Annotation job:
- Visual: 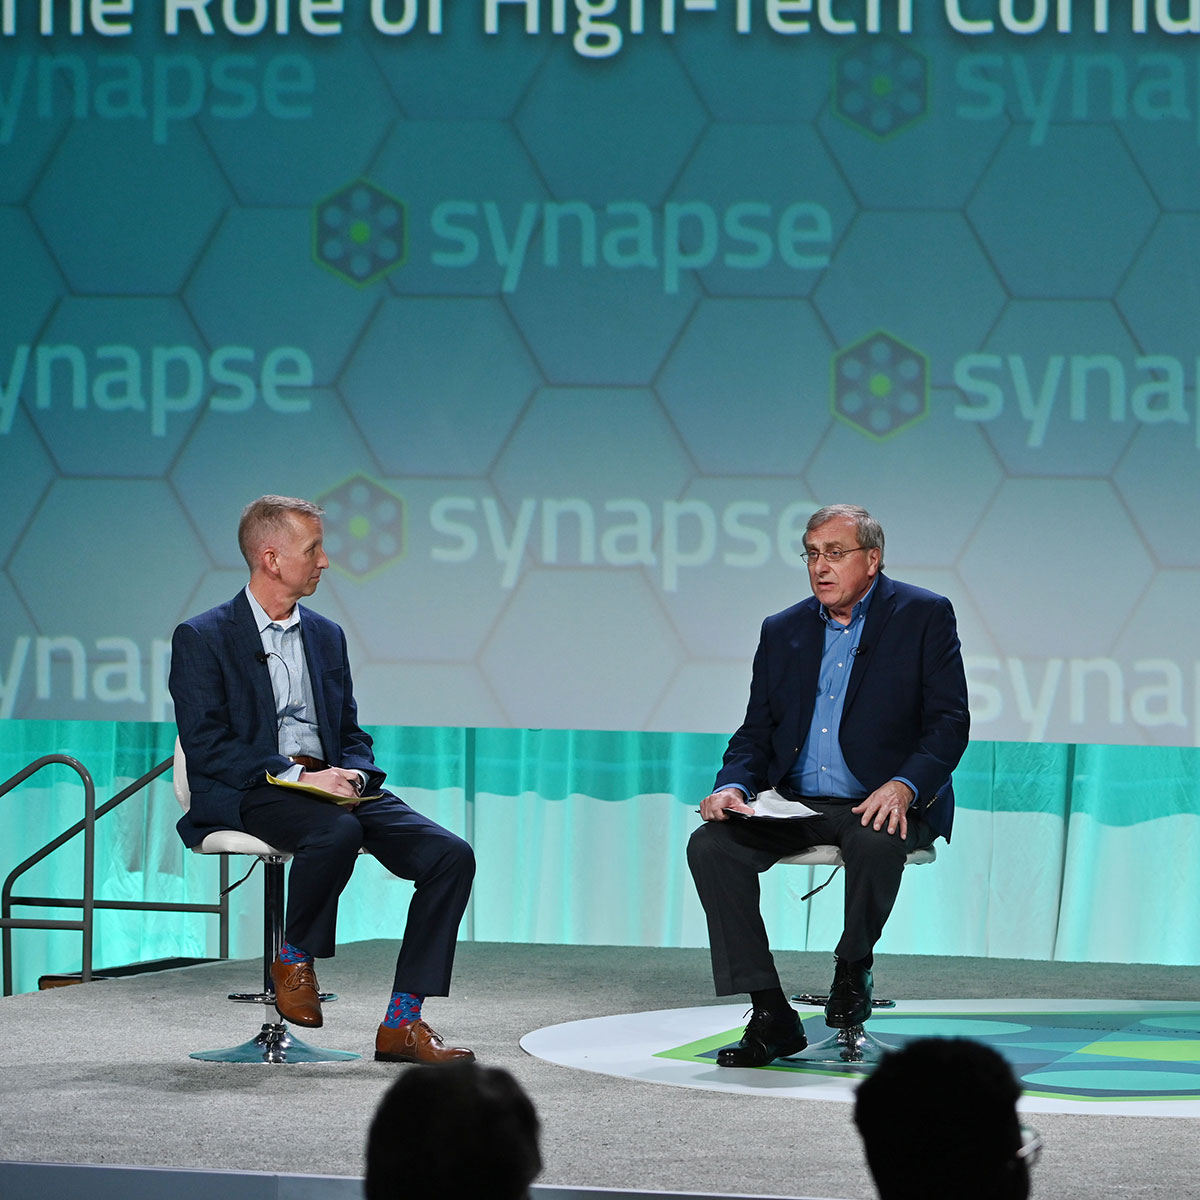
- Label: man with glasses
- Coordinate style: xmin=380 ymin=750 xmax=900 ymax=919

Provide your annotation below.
xmin=855 ymin=1037 xmax=1036 ymax=1199
xmin=688 ymin=504 xmax=969 ymax=1066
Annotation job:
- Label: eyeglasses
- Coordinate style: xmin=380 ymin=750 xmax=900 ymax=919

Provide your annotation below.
xmin=800 ymin=546 xmax=868 ymax=566
xmin=1015 ymin=1125 xmax=1042 ymax=1169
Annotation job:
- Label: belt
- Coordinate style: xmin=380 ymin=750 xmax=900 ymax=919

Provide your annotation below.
xmin=289 ymin=755 xmax=328 ymax=771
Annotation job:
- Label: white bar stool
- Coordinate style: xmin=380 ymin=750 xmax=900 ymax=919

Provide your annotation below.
xmin=172 ymin=739 xmax=359 ymax=1064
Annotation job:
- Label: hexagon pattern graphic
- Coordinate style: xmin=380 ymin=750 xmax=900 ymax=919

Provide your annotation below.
xmin=318 ymin=475 xmax=407 ymax=579
xmin=3 ymin=17 xmax=1199 ymax=747
xmin=833 ymin=38 xmax=929 ymax=141
xmin=831 ymin=330 xmax=929 ymax=441
xmin=315 ymin=180 xmax=407 ymax=287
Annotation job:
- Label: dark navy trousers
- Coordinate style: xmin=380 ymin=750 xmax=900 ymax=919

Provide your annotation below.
xmin=240 ymin=785 xmax=474 ymax=997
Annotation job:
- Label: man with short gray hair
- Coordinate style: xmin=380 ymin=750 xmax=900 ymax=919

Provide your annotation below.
xmin=171 ymin=495 xmax=476 ymax=1064
xmin=688 ymin=503 xmax=969 ymax=1067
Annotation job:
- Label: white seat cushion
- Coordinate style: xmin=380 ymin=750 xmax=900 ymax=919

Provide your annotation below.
xmin=777 ymin=844 xmax=936 ymax=868
xmin=195 ymin=830 xmax=291 ymax=859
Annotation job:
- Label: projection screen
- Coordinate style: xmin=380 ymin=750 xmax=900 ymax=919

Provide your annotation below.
xmin=3 ymin=0 xmax=1200 ymax=747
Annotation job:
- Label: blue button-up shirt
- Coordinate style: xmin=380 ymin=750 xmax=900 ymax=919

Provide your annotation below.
xmin=785 ymin=581 xmax=877 ymax=799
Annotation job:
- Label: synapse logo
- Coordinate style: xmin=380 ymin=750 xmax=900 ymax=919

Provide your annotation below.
xmin=317 ymin=474 xmax=406 ymax=580
xmin=952 ymin=352 xmax=1200 ymax=448
xmin=313 ymin=180 xmax=407 ymax=287
xmin=313 ymin=177 xmax=834 ymax=293
xmin=831 ymin=330 xmax=930 ymax=441
xmin=833 ymin=39 xmax=930 ymax=140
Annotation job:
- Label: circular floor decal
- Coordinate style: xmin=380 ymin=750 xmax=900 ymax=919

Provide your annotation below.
xmin=520 ymin=999 xmax=1200 ymax=1117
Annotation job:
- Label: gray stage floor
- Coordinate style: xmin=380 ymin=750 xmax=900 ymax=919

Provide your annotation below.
xmin=1 ymin=941 xmax=1197 ymax=1199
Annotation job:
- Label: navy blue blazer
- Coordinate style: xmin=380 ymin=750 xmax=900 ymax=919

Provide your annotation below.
xmin=714 ymin=574 xmax=969 ymax=842
xmin=170 ymin=590 xmax=386 ymax=848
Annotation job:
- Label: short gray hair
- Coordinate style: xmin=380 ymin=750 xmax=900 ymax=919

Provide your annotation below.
xmin=806 ymin=504 xmax=884 ymax=569
xmin=238 ymin=495 xmax=324 ymax=570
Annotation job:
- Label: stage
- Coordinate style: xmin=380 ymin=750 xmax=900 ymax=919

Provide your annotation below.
xmin=1 ymin=941 xmax=1197 ymax=1199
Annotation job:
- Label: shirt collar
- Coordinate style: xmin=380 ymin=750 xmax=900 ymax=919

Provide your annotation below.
xmin=819 ymin=576 xmax=878 ymax=629
xmin=245 ymin=584 xmax=301 ymax=633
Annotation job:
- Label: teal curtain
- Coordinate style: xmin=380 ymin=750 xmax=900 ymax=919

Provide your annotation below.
xmin=3 ymin=722 xmax=1198 ymax=996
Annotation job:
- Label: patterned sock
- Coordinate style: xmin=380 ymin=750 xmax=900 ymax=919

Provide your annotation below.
xmin=382 ymin=991 xmax=424 ymax=1028
xmin=278 ymin=941 xmax=311 ymax=964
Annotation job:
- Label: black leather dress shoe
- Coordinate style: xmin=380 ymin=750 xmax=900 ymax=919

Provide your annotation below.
xmin=717 ymin=1008 xmax=807 ymax=1068
xmin=824 ymin=959 xmax=873 ymax=1028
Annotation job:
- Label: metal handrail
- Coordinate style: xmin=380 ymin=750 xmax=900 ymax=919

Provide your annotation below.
xmin=1 ymin=753 xmax=231 ymax=997
xmin=0 ymin=755 xmax=95 ymax=996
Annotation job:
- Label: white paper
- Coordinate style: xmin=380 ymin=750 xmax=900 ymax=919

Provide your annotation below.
xmin=749 ymin=788 xmax=820 ymax=819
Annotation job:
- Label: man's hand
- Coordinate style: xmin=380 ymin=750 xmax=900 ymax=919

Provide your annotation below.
xmin=852 ymin=780 xmax=915 ymax=837
xmin=300 ymin=767 xmax=361 ymax=807
xmin=700 ymin=787 xmax=756 ymax=821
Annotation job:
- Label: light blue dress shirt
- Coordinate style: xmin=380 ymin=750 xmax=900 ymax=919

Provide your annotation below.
xmin=245 ymin=586 xmax=325 ymax=780
xmin=785 ymin=581 xmax=876 ymax=799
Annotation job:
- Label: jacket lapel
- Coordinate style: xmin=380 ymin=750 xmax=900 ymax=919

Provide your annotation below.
xmin=844 ymin=573 xmax=895 ymax=713
xmin=781 ymin=599 xmax=823 ymax=751
xmin=297 ymin=606 xmax=332 ymax=745
xmin=229 ymin=591 xmax=278 ymax=735
xmin=786 ymin=598 xmax=823 ymax=693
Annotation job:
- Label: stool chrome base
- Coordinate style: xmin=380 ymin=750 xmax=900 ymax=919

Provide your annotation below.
xmin=790 ymin=991 xmax=896 ymax=1009
xmin=189 ymin=1021 xmax=361 ymax=1064
xmin=789 ymin=1024 xmax=897 ymax=1067
xmin=228 ymin=990 xmax=339 ymax=1004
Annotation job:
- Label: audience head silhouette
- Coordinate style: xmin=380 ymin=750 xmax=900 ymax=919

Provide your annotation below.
xmin=366 ymin=1062 xmax=542 ymax=1200
xmin=854 ymin=1037 xmax=1032 ymax=1200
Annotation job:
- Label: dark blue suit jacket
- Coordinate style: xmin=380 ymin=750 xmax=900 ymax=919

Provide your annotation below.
xmin=714 ymin=574 xmax=969 ymax=842
xmin=170 ymin=590 xmax=386 ymax=848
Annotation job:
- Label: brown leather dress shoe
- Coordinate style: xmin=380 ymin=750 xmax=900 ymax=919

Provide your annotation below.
xmin=374 ymin=1020 xmax=475 ymax=1064
xmin=270 ymin=956 xmax=323 ymax=1028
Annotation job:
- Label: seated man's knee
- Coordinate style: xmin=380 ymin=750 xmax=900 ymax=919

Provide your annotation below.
xmin=687 ymin=821 xmax=733 ymax=877
xmin=448 ymin=833 xmax=476 ymax=880
xmin=305 ymin=812 xmax=364 ymax=860
xmin=840 ymin=825 xmax=910 ymax=869
xmin=425 ymin=829 xmax=475 ymax=884
xmin=687 ymin=823 xmax=714 ymax=870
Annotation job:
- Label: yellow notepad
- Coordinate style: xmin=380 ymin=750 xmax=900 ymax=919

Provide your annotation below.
xmin=266 ymin=773 xmax=383 ymax=806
